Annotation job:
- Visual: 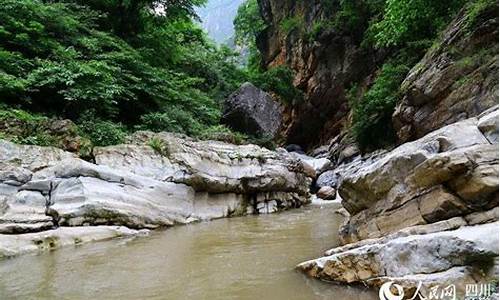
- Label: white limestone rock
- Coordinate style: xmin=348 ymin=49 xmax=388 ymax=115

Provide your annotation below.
xmin=298 ymin=222 xmax=498 ymax=286
xmin=0 ymin=226 xmax=147 ymax=259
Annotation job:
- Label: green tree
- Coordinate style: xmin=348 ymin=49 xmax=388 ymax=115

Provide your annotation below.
xmin=0 ymin=0 xmax=247 ymax=144
xmin=234 ymin=0 xmax=264 ymax=47
xmin=371 ymin=0 xmax=465 ymax=48
xmin=69 ymin=0 xmax=207 ymax=38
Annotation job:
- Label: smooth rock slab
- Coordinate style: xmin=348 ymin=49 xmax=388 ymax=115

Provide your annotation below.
xmin=30 ymin=158 xmax=309 ymax=229
xmin=0 ymin=226 xmax=147 ymax=259
xmin=0 ymin=140 xmax=75 ymax=173
xmin=340 ymin=117 xmax=491 ymax=216
xmin=34 ymin=159 xmax=248 ymax=228
xmin=297 ymin=222 xmax=498 ymax=284
xmin=0 ymin=191 xmax=53 ymax=234
xmin=338 ymin=111 xmax=499 ymax=243
xmin=94 ymin=132 xmax=311 ymax=195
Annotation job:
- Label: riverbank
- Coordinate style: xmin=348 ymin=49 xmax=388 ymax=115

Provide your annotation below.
xmin=0 ymin=205 xmax=377 ymax=300
xmin=0 ymin=130 xmax=323 ymax=258
xmin=297 ymin=108 xmax=499 ymax=297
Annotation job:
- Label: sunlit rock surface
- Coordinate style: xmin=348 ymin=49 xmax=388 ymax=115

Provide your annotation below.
xmin=298 ymin=109 xmax=499 ymax=292
xmin=0 ymin=134 xmax=311 ymax=257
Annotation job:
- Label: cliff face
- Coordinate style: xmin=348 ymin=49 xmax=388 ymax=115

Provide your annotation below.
xmin=281 ymin=1 xmax=500 ymax=294
xmin=393 ymin=5 xmax=499 ymax=143
xmin=257 ymin=0 xmax=381 ymax=149
xmin=196 ymin=0 xmax=246 ymax=43
xmin=257 ymin=0 xmax=498 ymax=153
xmin=297 ymin=106 xmax=499 ymax=296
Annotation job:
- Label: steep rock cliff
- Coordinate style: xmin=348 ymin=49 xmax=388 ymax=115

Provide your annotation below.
xmin=298 ymin=107 xmax=499 ymax=295
xmin=257 ymin=0 xmax=498 ymax=154
xmin=393 ymin=5 xmax=499 ymax=143
xmin=289 ymin=1 xmax=500 ymax=293
xmin=257 ymin=0 xmax=382 ymax=149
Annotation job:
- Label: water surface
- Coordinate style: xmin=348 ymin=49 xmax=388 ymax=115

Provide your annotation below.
xmin=0 ymin=205 xmax=377 ymax=300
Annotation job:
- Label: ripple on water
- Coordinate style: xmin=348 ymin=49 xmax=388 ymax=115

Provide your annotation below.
xmin=0 ymin=205 xmax=377 ymax=300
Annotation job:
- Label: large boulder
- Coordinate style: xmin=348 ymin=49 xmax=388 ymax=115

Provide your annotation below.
xmin=94 ymin=132 xmax=311 ymax=195
xmin=0 ymin=141 xmax=77 ymax=234
xmin=0 ymin=226 xmax=146 ymax=259
xmin=316 ymin=186 xmax=336 ymax=200
xmin=286 ymin=152 xmax=332 ymax=180
xmin=338 ymin=111 xmax=498 ymax=243
xmin=298 ymin=222 xmax=499 ymax=296
xmin=221 ymin=82 xmax=282 ymax=137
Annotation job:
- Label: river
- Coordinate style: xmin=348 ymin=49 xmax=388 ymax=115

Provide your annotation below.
xmin=0 ymin=204 xmax=377 ymax=300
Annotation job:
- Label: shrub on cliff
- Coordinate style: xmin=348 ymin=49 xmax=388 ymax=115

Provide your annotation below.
xmin=234 ymin=0 xmax=304 ymax=106
xmin=0 ymin=108 xmax=57 ymax=147
xmin=74 ymin=111 xmax=126 ymax=147
xmin=249 ymin=66 xmax=303 ymax=105
xmin=369 ymin=0 xmax=465 ymax=48
xmin=351 ymin=59 xmax=411 ymax=151
xmin=234 ymin=0 xmax=265 ymax=47
xmin=348 ymin=0 xmax=468 ymax=150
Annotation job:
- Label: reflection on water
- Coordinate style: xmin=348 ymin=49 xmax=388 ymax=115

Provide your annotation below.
xmin=0 ymin=205 xmax=377 ymax=300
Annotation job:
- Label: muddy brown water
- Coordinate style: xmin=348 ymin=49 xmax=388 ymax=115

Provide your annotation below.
xmin=0 ymin=205 xmax=377 ymax=300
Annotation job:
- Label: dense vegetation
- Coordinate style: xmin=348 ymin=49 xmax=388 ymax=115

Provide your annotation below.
xmin=326 ymin=0 xmax=495 ymax=150
xmin=0 ymin=0 xmax=252 ymax=148
xmin=1 ymin=0 xmax=495 ymax=153
xmin=0 ymin=0 xmax=304 ymax=150
xmin=350 ymin=0 xmax=496 ymax=150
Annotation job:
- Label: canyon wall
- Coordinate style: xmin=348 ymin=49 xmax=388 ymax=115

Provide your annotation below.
xmin=257 ymin=0 xmax=382 ymax=149
xmin=257 ymin=0 xmax=498 ymax=153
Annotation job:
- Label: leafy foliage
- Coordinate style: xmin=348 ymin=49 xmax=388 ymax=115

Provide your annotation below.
xmin=327 ymin=0 xmax=467 ymax=150
xmin=234 ymin=0 xmax=265 ymax=47
xmin=233 ymin=0 xmax=266 ymax=72
xmin=280 ymin=17 xmax=304 ymax=34
xmin=78 ymin=112 xmax=126 ymax=147
xmin=0 ymin=0 xmax=251 ymax=145
xmin=148 ymin=137 xmax=170 ymax=157
xmin=137 ymin=108 xmax=204 ymax=136
xmin=351 ymin=63 xmax=408 ymax=151
xmin=369 ymin=0 xmax=465 ymax=48
xmin=198 ymin=125 xmax=247 ymax=144
xmin=465 ymin=0 xmax=498 ymax=28
xmin=333 ymin=0 xmax=384 ymax=40
xmin=0 ymin=108 xmax=55 ymax=146
xmin=249 ymin=66 xmax=303 ymax=105
xmin=234 ymin=1 xmax=302 ymax=104
xmin=0 ymin=107 xmax=86 ymax=148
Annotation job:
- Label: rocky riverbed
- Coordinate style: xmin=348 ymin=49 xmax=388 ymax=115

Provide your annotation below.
xmin=0 ymin=108 xmax=497 ymax=298
xmin=297 ymin=107 xmax=499 ymax=297
xmin=0 ymin=131 xmax=318 ymax=258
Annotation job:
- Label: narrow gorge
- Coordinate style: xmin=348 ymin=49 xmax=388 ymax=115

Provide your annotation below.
xmin=0 ymin=0 xmax=498 ymax=299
